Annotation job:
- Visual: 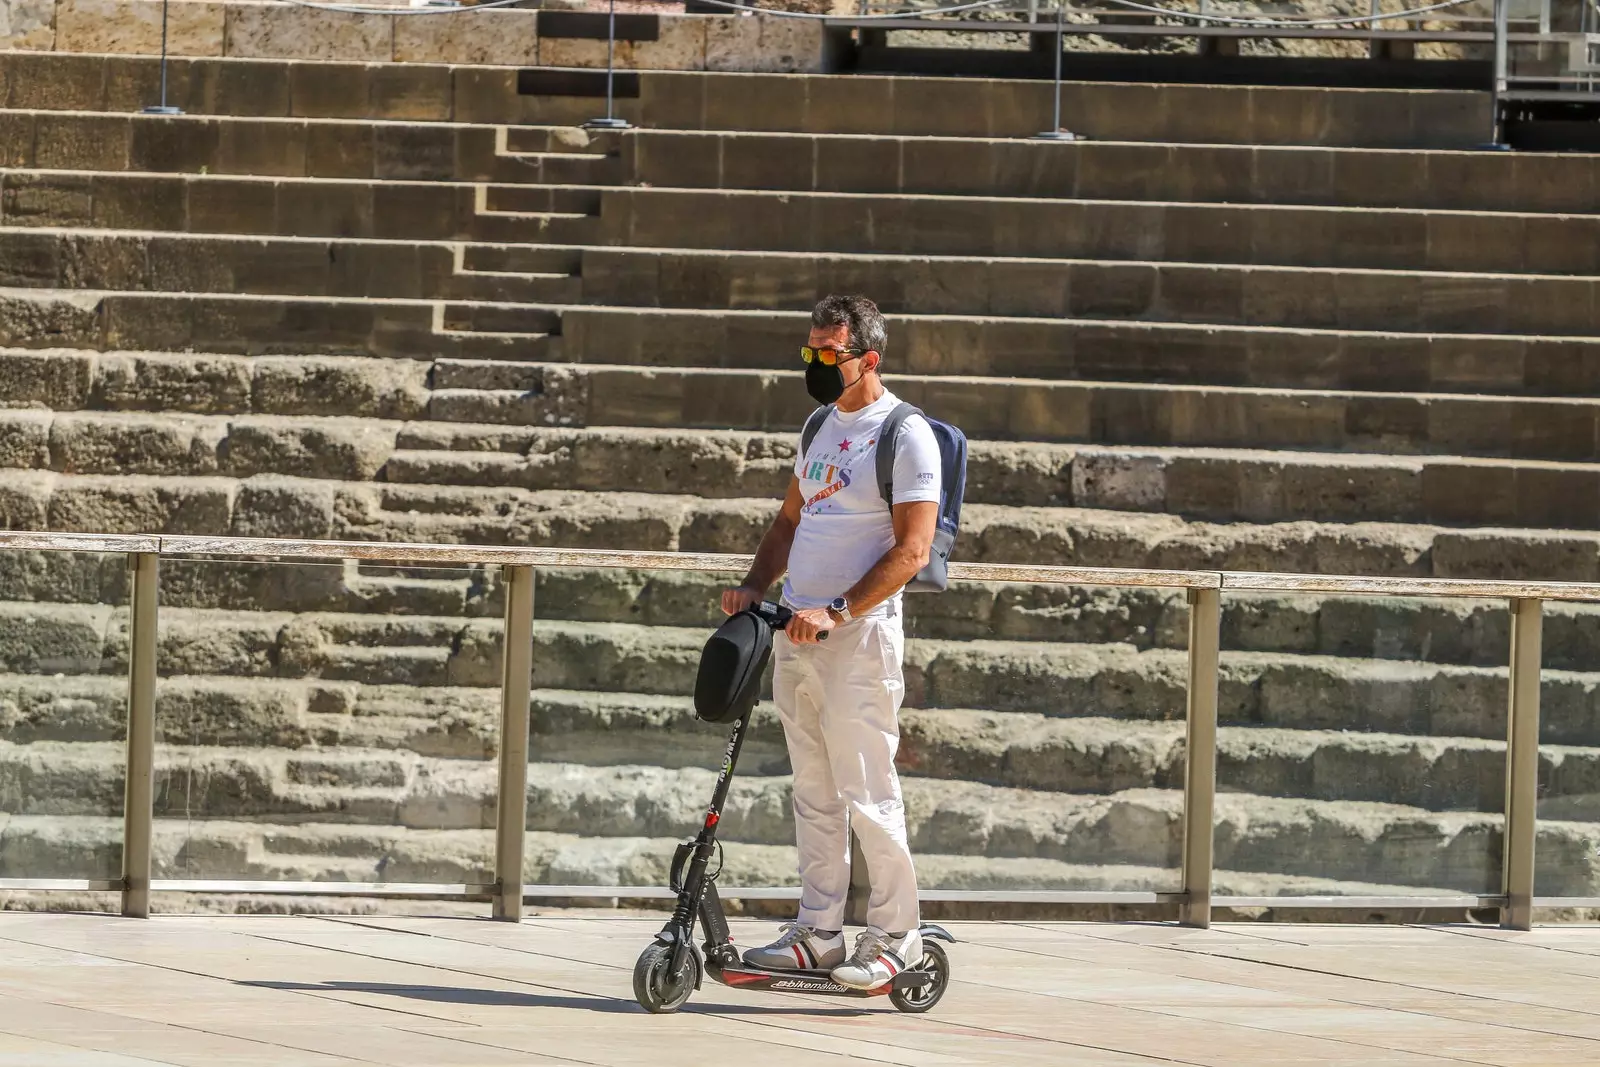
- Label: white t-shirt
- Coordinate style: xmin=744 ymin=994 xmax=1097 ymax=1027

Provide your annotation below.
xmin=782 ymin=390 xmax=943 ymax=614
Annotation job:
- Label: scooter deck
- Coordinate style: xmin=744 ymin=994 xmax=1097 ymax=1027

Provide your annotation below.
xmin=709 ymin=962 xmax=924 ymax=997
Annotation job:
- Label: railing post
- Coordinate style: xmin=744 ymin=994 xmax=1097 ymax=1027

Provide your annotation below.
xmin=1502 ymin=596 xmax=1542 ymax=931
xmin=493 ymin=564 xmax=534 ymax=921
xmin=1180 ymin=585 xmax=1221 ymax=928
xmin=121 ymin=551 xmax=159 ymax=918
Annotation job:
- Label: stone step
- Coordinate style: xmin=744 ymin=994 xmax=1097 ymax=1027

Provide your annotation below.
xmin=526 ymin=567 xmax=1600 ymax=674
xmin=5 ymin=746 xmax=1594 ymax=893
xmin=380 ymin=433 xmax=1600 ymax=530
xmin=0 ymin=109 xmax=616 ymax=184
xmin=10 ymin=546 xmax=1593 ymax=672
xmin=1 ymin=227 xmax=587 ymax=305
xmin=0 ymin=52 xmax=1490 ymax=147
xmin=550 ymin=306 xmax=1600 ymax=404
xmin=407 ymin=373 xmax=1600 ymax=462
xmin=18 ymin=228 xmax=1598 ymax=339
xmin=573 ymin=245 xmax=1600 ymax=339
xmin=0 ymin=652 xmax=1586 ymax=811
xmin=30 ymin=350 xmax=1600 ymax=448
xmin=620 ymin=131 xmax=1597 ymax=215
xmin=0 ymin=169 xmax=599 ymax=243
xmin=0 ymin=288 xmax=558 ymax=360
xmin=49 ymin=407 xmax=1600 ymax=525
xmin=11 ymin=169 xmax=1593 ymax=283
xmin=0 ymin=812 xmax=1485 ymax=899
xmin=592 ymin=187 xmax=1597 ymax=277
xmin=15 ymin=467 xmax=1600 ymax=581
xmin=8 ymin=600 xmax=1600 ymax=744
xmin=12 ymin=287 xmax=1592 ymax=404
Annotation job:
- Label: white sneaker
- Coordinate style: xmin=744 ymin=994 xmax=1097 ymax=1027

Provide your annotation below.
xmin=831 ymin=927 xmax=922 ymax=990
xmin=741 ymin=922 xmax=845 ymax=971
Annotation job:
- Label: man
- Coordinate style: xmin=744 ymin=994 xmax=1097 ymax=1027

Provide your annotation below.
xmin=720 ymin=294 xmax=941 ymax=990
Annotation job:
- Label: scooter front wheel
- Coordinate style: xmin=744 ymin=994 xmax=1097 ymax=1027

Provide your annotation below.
xmin=890 ymin=941 xmax=950 ymax=1013
xmin=633 ymin=942 xmax=700 ymax=1014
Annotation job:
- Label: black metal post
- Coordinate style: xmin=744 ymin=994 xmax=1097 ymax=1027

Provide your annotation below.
xmin=1480 ymin=0 xmax=1513 ymax=149
xmin=1033 ymin=1 xmax=1077 ymax=140
xmin=142 ymin=0 xmax=183 ymax=115
xmin=583 ymin=0 xmax=633 ymax=130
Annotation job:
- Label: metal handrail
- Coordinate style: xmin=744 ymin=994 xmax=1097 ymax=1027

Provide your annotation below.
xmin=0 ymin=528 xmax=1575 ymax=927
xmin=15 ymin=530 xmax=1600 ymax=600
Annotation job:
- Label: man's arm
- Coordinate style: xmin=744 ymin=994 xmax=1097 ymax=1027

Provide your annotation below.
xmin=721 ymin=476 xmax=804 ymax=614
xmin=842 ymin=500 xmax=938 ymax=617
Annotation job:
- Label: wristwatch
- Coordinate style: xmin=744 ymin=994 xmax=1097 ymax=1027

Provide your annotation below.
xmin=828 ymin=596 xmax=853 ymax=623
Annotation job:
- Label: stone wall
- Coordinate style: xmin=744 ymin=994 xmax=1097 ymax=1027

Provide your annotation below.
xmin=0 ymin=0 xmax=826 ymax=71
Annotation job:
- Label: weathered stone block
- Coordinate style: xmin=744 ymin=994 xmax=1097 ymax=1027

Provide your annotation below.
xmin=50 ymin=412 xmax=223 ymax=476
xmin=225 ymin=416 xmax=397 ymax=480
xmin=1071 ymin=452 xmax=1165 ymax=513
xmin=0 ymin=349 xmax=92 ymax=409
xmin=225 ymin=6 xmax=394 ymax=62
xmin=2 ymin=172 xmax=94 ymax=227
xmin=369 ymin=63 xmax=452 ymax=122
xmin=57 ymin=0 xmax=225 ymax=57
xmin=89 ymin=174 xmax=183 ymax=235
xmin=373 ymin=124 xmax=454 ymax=181
xmin=0 ymin=0 xmax=55 ymax=50
xmin=0 ymin=409 xmax=50 ymax=470
xmin=394 ymin=10 xmax=537 ymax=66
xmin=231 ymin=477 xmax=335 ymax=538
xmin=93 ymin=352 xmax=245 ymax=414
xmin=253 ymin=356 xmax=426 ymax=420
xmin=705 ymin=14 xmax=822 ymax=74
xmin=1433 ymin=530 xmax=1600 ymax=582
xmin=49 ymin=475 xmax=233 ymax=534
xmin=0 ymin=289 xmax=101 ymax=349
xmin=185 ymin=175 xmax=275 ymax=235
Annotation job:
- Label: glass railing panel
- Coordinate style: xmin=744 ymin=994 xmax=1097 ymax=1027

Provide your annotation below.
xmin=154 ymin=554 xmax=503 ymax=889
xmin=0 ymin=548 xmax=129 ymax=883
xmin=1216 ymin=590 xmax=1508 ymax=903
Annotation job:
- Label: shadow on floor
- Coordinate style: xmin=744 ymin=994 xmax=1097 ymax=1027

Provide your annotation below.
xmin=239 ymin=980 xmax=873 ymax=1017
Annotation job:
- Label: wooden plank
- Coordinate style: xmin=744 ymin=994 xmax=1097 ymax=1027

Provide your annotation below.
xmin=0 ymin=531 xmax=159 ymax=554
xmin=948 ymin=562 xmax=1220 ymax=589
xmin=1223 ymin=572 xmax=1600 ymax=602
xmin=156 ymin=536 xmax=756 ymax=574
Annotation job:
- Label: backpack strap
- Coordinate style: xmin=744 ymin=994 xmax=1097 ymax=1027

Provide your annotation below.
xmin=799 ymin=405 xmax=832 ymax=460
xmin=875 ymin=403 xmax=920 ymax=508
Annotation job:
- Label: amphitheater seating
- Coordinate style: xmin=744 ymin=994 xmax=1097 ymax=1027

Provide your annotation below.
xmin=2 ymin=47 xmax=1598 ymax=909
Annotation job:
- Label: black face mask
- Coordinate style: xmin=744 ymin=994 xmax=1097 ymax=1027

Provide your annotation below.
xmin=806 ymin=358 xmax=847 ymax=406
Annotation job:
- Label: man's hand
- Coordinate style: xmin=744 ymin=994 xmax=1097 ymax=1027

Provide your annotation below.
xmin=721 ymin=584 xmax=764 ymax=616
xmin=785 ymin=607 xmax=837 ymax=645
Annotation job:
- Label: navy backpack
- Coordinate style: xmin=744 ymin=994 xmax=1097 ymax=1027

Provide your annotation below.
xmin=800 ymin=403 xmax=968 ymax=592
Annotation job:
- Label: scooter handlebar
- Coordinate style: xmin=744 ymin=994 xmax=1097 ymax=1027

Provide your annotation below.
xmin=757 ymin=602 xmax=828 ymax=641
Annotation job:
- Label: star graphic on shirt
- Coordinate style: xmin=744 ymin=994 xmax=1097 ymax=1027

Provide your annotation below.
xmin=837 ymin=438 xmax=853 ymax=452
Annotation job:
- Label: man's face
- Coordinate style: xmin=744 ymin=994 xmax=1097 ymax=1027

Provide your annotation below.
xmin=806 ymin=323 xmax=876 ymax=386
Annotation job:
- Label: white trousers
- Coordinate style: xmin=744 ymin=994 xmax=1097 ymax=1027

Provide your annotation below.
xmin=773 ymin=612 xmax=920 ymax=934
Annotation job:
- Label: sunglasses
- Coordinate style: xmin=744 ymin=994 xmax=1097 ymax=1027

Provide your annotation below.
xmin=800 ymin=346 xmax=866 ymax=366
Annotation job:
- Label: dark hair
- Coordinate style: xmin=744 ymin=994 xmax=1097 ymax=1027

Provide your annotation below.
xmin=811 ymin=295 xmax=887 ymax=362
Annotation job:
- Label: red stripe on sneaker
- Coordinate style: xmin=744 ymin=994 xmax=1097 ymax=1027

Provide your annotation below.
xmin=792 ymin=945 xmax=806 ymax=968
xmin=883 ymin=957 xmax=899 ymax=977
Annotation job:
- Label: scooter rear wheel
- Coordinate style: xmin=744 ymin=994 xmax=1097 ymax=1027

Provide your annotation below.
xmin=633 ymin=942 xmax=700 ymax=1014
xmin=890 ymin=941 xmax=950 ymax=1013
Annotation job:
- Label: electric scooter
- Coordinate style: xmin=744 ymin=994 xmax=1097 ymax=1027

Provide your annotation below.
xmin=633 ymin=601 xmax=955 ymax=1014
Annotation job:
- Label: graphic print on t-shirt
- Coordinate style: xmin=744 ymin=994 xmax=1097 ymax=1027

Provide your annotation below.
xmin=801 ymin=436 xmax=876 ymax=515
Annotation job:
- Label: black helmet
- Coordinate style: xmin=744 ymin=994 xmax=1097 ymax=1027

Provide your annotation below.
xmin=693 ymin=608 xmax=775 ymax=724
